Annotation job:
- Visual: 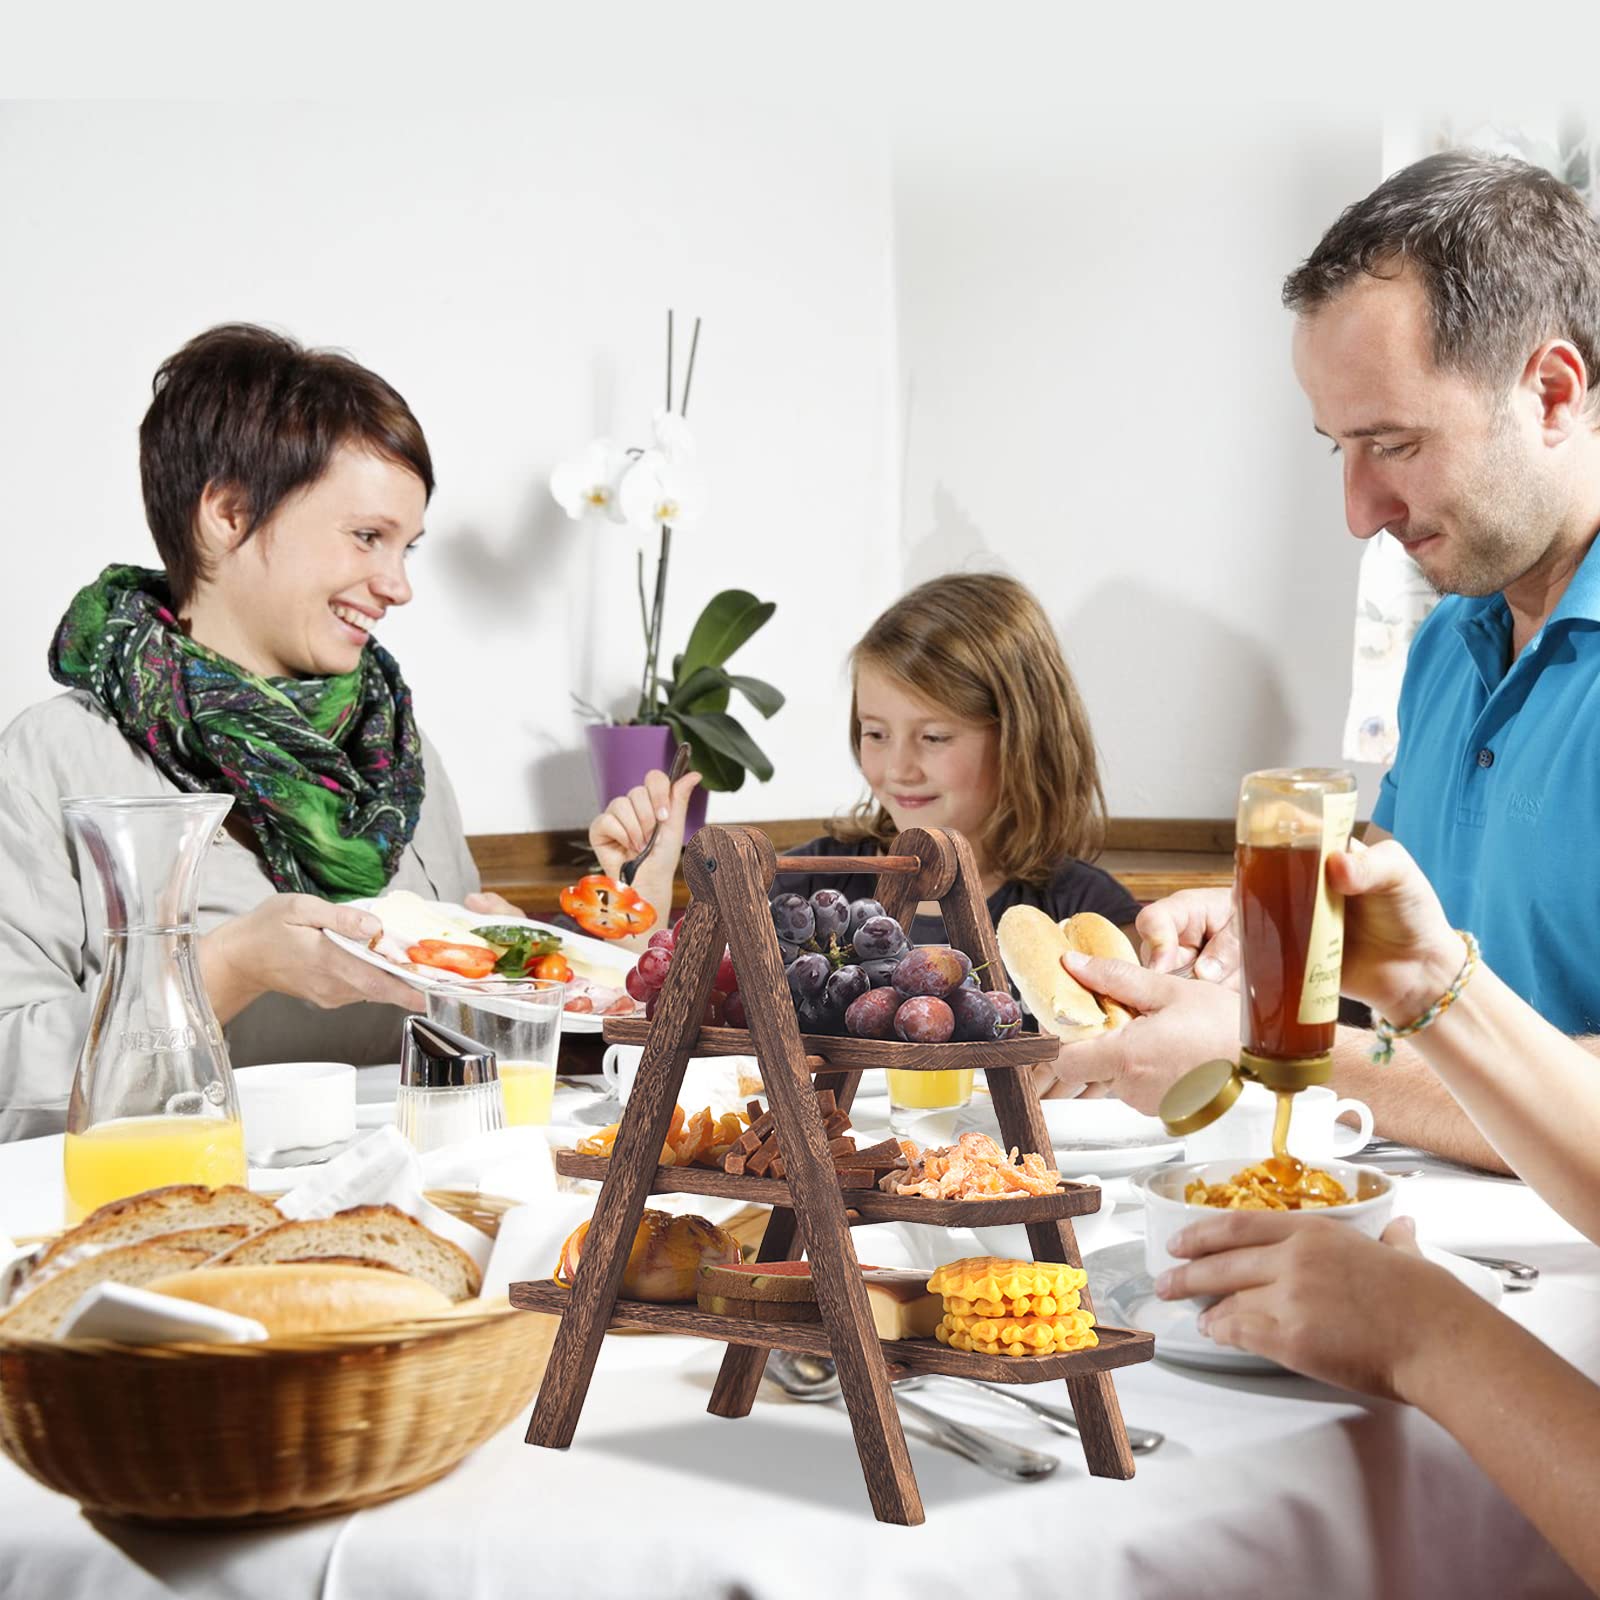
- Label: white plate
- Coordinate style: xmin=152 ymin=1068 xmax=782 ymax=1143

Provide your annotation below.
xmin=1087 ymin=1237 xmax=1502 ymax=1375
xmin=323 ymin=900 xmax=637 ymax=1035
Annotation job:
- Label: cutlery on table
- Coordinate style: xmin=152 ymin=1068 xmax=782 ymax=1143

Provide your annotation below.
xmin=894 ymin=1371 xmax=1164 ymax=1454
xmin=765 ymin=1351 xmax=1058 ymax=1482
xmin=619 ymin=741 xmax=693 ymax=888
xmin=1459 ymin=1253 xmax=1540 ymax=1291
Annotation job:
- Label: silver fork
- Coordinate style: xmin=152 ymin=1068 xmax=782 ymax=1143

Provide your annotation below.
xmin=618 ymin=741 xmax=692 ymax=887
xmin=896 ymin=1372 xmax=1165 ymax=1453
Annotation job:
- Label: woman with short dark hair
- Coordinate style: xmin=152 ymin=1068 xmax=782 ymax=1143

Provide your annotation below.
xmin=0 ymin=325 xmax=512 ymax=1141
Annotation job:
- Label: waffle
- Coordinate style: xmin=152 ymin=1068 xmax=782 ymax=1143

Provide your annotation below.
xmin=936 ymin=1307 xmax=1098 ymax=1356
xmin=925 ymin=1257 xmax=1087 ymax=1305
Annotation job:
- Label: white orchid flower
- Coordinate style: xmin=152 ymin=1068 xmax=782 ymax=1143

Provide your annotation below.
xmin=618 ymin=447 xmax=706 ymax=533
xmin=652 ymin=409 xmax=697 ymax=463
xmin=550 ymin=438 xmax=631 ymax=523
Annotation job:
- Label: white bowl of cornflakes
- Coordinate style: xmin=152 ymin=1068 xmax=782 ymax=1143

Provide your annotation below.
xmin=1133 ymin=1157 xmax=1395 ymax=1281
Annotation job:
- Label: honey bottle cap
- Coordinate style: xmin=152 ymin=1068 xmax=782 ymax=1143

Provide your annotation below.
xmin=1158 ymin=1059 xmax=1244 ymax=1138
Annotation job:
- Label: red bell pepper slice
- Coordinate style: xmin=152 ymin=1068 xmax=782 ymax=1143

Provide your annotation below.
xmin=406 ymin=939 xmax=499 ymax=980
xmin=559 ymin=874 xmax=658 ymax=940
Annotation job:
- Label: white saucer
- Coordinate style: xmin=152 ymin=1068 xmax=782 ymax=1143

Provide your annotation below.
xmin=1087 ymin=1237 xmax=1502 ymax=1375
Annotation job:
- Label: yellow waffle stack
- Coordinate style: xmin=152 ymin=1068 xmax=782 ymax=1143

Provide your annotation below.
xmin=927 ymin=1257 xmax=1096 ymax=1358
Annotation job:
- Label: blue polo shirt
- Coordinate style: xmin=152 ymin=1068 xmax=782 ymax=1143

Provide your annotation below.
xmin=1373 ymin=532 xmax=1600 ymax=1034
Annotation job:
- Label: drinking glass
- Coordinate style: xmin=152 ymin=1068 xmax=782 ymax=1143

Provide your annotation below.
xmin=425 ymin=979 xmax=567 ymax=1126
xmin=886 ymin=1068 xmax=974 ymax=1136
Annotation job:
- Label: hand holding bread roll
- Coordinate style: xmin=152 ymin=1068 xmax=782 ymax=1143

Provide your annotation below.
xmin=996 ymin=908 xmax=1140 ymax=1041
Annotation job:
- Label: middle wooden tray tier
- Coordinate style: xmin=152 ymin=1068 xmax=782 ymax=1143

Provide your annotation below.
xmin=555 ymin=1152 xmax=1099 ymax=1224
xmin=600 ymin=1018 xmax=1058 ymax=1070
xmin=512 ymin=1280 xmax=1153 ymax=1385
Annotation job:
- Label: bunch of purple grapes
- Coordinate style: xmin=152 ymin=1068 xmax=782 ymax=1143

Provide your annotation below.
xmin=770 ymin=889 xmax=1022 ymax=1042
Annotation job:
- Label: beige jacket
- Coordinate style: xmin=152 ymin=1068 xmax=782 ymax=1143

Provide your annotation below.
xmin=0 ymin=692 xmax=481 ymax=1142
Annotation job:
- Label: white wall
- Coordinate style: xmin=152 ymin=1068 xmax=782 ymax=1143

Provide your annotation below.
xmin=1 ymin=98 xmax=1390 ymax=834
xmin=0 ymin=100 xmax=901 ymax=833
xmin=892 ymin=111 xmax=1387 ymax=818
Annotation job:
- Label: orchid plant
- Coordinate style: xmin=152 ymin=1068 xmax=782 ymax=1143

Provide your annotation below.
xmin=553 ymin=313 xmax=783 ymax=792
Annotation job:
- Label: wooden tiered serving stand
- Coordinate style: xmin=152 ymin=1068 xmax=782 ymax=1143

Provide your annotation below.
xmin=511 ymin=825 xmax=1153 ymax=1525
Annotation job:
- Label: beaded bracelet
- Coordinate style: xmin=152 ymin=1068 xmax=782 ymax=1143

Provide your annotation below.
xmin=1369 ymin=930 xmax=1481 ymax=1065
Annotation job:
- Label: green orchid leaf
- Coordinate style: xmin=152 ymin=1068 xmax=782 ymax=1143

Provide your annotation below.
xmin=664 ymin=714 xmax=744 ymax=791
xmin=724 ymin=673 xmax=785 ymax=718
xmin=674 ymin=710 xmax=774 ymax=783
xmin=678 ymin=590 xmax=776 ymax=678
xmin=666 ymin=664 xmax=734 ymax=716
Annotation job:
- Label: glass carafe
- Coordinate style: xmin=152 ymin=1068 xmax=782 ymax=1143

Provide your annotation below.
xmin=62 ymin=795 xmax=245 ymax=1222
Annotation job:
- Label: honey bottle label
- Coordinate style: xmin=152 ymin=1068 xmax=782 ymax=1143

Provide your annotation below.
xmin=1297 ymin=790 xmax=1359 ymax=1025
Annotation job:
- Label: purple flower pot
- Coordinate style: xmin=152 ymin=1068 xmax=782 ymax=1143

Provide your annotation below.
xmin=585 ymin=723 xmax=709 ymax=844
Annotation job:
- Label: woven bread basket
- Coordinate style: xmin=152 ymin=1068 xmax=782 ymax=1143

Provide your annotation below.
xmin=0 ymin=1190 xmax=557 ymax=1527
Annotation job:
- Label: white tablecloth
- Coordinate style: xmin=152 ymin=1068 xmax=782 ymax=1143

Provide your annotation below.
xmin=1 ymin=1077 xmax=1595 ymax=1599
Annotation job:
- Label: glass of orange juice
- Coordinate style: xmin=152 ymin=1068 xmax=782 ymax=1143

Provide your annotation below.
xmin=885 ymin=1068 xmax=975 ymax=1135
xmin=425 ymin=979 xmax=566 ymax=1127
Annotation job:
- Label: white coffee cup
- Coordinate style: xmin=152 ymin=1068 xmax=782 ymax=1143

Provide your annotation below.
xmin=601 ymin=1045 xmax=755 ymax=1114
xmin=234 ymin=1061 xmax=356 ymax=1163
xmin=1182 ymin=1082 xmax=1374 ymax=1165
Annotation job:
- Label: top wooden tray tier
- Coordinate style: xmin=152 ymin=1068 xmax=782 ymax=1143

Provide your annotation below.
xmin=599 ymin=1017 xmax=1059 ymax=1071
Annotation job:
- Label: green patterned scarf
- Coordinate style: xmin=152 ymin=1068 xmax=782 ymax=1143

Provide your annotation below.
xmin=49 ymin=564 xmax=426 ymax=900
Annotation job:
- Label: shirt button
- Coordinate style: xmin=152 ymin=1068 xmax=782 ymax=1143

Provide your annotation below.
xmin=1477 ymin=748 xmax=1495 ymax=768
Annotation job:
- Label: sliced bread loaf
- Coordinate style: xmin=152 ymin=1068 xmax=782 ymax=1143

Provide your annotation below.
xmin=213 ymin=1205 xmax=482 ymax=1300
xmin=32 ymin=1185 xmax=281 ymax=1274
xmin=0 ymin=1240 xmax=218 ymax=1339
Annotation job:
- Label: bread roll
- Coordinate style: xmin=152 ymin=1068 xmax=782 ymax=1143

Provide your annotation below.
xmin=1059 ymin=913 xmax=1139 ymax=1029
xmin=996 ymin=906 xmax=1139 ymax=1041
xmin=144 ymin=1264 xmax=452 ymax=1336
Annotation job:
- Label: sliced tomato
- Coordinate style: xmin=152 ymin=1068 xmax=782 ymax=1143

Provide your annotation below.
xmin=407 ymin=940 xmax=498 ymax=980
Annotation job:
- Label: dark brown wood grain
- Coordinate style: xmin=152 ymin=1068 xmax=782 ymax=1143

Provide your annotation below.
xmin=600 ymin=1017 xmax=1058 ymax=1070
xmin=934 ymin=827 xmax=1138 ymax=1480
xmin=511 ymin=1281 xmax=1154 ymax=1385
xmin=522 ymin=897 xmax=724 ymax=1451
xmin=706 ymin=1065 xmax=862 ymax=1421
xmin=520 ymin=821 xmax=1147 ymax=1521
xmin=686 ymin=826 xmax=924 ymax=1525
xmin=773 ymin=854 xmax=922 ymax=876
xmin=554 ymin=1152 xmax=1104 ymax=1223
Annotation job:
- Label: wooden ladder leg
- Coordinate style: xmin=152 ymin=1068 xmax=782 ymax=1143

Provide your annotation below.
xmin=526 ymin=900 xmax=723 ymax=1449
xmin=986 ymin=1065 xmax=1137 ymax=1479
xmin=706 ymin=1070 xmax=864 ymax=1419
xmin=699 ymin=830 xmax=923 ymax=1525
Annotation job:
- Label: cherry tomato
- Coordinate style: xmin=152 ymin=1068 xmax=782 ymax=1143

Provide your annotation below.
xmin=531 ymin=953 xmax=574 ymax=982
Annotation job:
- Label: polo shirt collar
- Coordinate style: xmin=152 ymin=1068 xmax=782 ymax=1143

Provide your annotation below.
xmin=1547 ymin=527 xmax=1600 ymax=627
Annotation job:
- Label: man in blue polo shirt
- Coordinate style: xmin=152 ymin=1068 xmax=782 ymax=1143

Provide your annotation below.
xmin=1042 ymin=151 xmax=1600 ymax=1168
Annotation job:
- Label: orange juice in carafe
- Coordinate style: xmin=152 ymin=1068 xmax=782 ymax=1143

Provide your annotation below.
xmin=63 ymin=1114 xmax=247 ymax=1222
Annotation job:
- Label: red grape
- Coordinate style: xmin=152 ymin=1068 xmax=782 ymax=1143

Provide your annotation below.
xmin=636 ymin=947 xmax=673 ymax=993
xmin=647 ymin=929 xmax=675 ymax=952
xmin=723 ymin=990 xmax=748 ymax=1028
xmin=624 ymin=965 xmax=654 ymax=1002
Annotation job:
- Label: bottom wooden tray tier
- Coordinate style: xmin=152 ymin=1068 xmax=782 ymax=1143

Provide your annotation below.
xmin=510 ymin=1280 xmax=1154 ymax=1385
